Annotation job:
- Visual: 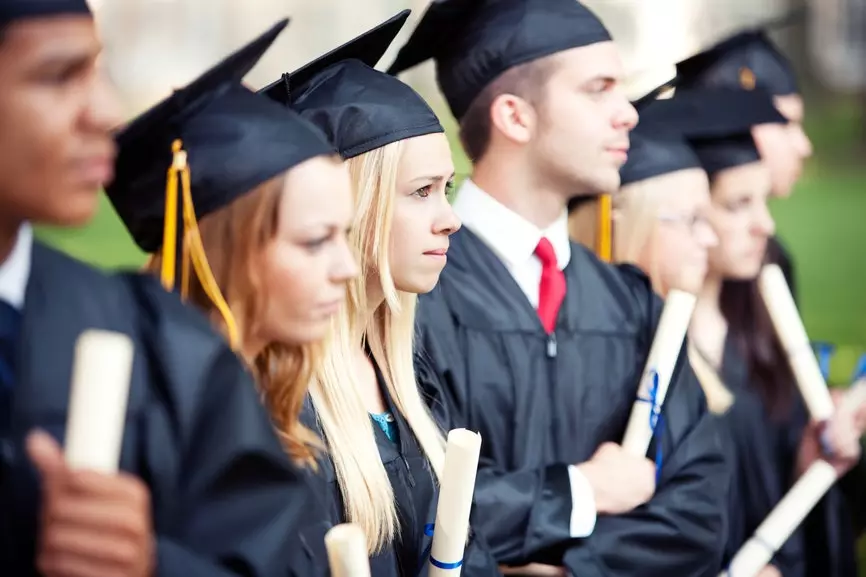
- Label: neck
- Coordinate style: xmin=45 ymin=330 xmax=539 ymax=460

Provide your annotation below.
xmin=472 ymin=154 xmax=565 ymax=229
xmin=241 ymin=338 xmax=264 ymax=366
xmin=697 ymin=272 xmax=723 ymax=310
xmin=362 ymin=275 xmax=386 ymax=332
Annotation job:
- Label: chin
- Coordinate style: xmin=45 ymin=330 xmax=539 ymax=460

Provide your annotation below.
xmin=278 ymin=321 xmax=330 ymax=347
xmin=46 ymin=189 xmax=100 ymax=227
xmin=396 ymin=275 xmax=440 ymax=296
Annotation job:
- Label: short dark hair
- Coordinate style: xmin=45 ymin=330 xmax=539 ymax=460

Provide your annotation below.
xmin=458 ymin=55 xmax=557 ymax=163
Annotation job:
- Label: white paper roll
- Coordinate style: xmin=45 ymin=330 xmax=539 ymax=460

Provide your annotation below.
xmin=429 ymin=429 xmax=482 ymax=577
xmin=63 ymin=330 xmax=135 ymax=473
xmin=758 ymin=265 xmax=834 ymax=421
xmin=720 ymin=382 xmax=866 ymax=577
xmin=622 ymin=290 xmax=697 ymax=456
xmin=720 ymin=460 xmax=837 ymax=577
xmin=325 ymin=523 xmax=371 ymax=577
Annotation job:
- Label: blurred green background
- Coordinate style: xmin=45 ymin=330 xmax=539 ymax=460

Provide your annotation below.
xmin=36 ymin=96 xmax=866 ymax=385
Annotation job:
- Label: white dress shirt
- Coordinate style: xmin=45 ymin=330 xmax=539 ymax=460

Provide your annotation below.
xmin=0 ymin=223 xmax=33 ymax=311
xmin=453 ymin=180 xmax=597 ymax=538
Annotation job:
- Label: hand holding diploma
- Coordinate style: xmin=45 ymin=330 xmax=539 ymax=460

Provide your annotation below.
xmin=28 ymin=330 xmax=155 ymax=577
xmin=721 ymin=381 xmax=866 ymax=577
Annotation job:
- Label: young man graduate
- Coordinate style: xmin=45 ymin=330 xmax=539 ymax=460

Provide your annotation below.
xmin=0 ymin=4 xmax=323 ymax=576
xmin=389 ymin=1 xmax=729 ymax=575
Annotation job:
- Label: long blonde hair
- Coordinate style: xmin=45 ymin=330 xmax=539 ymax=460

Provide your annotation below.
xmin=145 ymin=175 xmax=322 ymax=467
xmin=611 ymin=179 xmax=669 ymax=295
xmin=310 ymin=140 xmax=446 ymax=553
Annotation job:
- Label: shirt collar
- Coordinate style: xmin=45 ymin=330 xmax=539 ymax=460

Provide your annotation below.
xmin=0 ymin=223 xmax=33 ymax=310
xmin=453 ymin=179 xmax=571 ymax=270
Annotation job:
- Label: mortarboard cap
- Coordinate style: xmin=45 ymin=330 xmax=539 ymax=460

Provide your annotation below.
xmin=106 ymin=19 xmax=336 ymax=350
xmin=675 ymin=11 xmax=803 ymax=97
xmin=387 ymin=0 xmax=611 ymax=121
xmin=107 ymin=18 xmax=334 ymax=255
xmin=0 ymin=0 xmax=91 ymax=26
xmin=262 ymin=10 xmax=443 ymax=160
xmin=621 ymin=87 xmax=787 ymax=185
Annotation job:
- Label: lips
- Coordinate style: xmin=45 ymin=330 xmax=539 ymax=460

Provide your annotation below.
xmin=424 ymin=248 xmax=448 ymax=256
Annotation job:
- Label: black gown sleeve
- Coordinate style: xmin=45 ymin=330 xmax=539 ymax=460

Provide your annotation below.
xmin=130 ymin=278 xmax=324 ymax=577
xmin=561 ymin=344 xmax=730 ymax=577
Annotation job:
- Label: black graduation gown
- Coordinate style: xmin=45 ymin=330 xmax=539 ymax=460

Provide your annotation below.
xmin=416 ymin=228 xmax=729 ymax=577
xmin=0 ymin=242 xmax=323 ymax=576
xmin=713 ymin=336 xmax=807 ymax=576
xmin=298 ymin=357 xmax=501 ymax=577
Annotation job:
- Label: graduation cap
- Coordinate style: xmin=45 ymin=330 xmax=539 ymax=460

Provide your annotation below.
xmin=621 ymin=87 xmax=787 ymax=184
xmin=105 ymin=19 xmax=335 ymax=350
xmin=260 ymin=10 xmax=442 ymax=160
xmin=387 ymin=0 xmax=611 ymax=121
xmin=675 ymin=11 xmax=803 ymax=97
xmin=0 ymin=0 xmax=91 ymax=25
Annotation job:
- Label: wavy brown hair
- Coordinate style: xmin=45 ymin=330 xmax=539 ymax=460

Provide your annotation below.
xmin=146 ymin=174 xmax=321 ymax=466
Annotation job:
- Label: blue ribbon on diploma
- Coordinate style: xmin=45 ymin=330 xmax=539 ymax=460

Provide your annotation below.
xmin=420 ymin=523 xmax=463 ymax=572
xmin=637 ymin=369 xmax=665 ymax=482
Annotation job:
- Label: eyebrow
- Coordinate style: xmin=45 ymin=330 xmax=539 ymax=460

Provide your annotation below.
xmin=409 ymin=171 xmax=456 ymax=184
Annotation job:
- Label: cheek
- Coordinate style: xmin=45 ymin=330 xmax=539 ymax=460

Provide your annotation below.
xmin=262 ymin=246 xmax=318 ymax=320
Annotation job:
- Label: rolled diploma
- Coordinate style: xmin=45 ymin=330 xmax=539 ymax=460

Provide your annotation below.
xmin=325 ymin=523 xmax=371 ymax=577
xmin=722 ymin=459 xmax=837 ymax=577
xmin=63 ymin=330 xmax=135 ymax=473
xmin=720 ymin=381 xmax=866 ymax=577
xmin=758 ymin=265 xmax=834 ymax=421
xmin=622 ymin=290 xmax=697 ymax=456
xmin=429 ymin=428 xmax=482 ymax=577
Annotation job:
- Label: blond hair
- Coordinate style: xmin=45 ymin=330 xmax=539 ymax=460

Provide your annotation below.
xmin=611 ymin=179 xmax=671 ymax=296
xmin=145 ymin=174 xmax=322 ymax=467
xmin=310 ymin=140 xmax=446 ymax=553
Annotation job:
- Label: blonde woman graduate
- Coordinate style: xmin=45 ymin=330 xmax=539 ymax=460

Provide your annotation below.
xmin=260 ymin=11 xmax=502 ymax=577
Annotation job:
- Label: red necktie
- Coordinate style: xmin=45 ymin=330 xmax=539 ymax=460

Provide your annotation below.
xmin=534 ymin=237 xmax=566 ymax=333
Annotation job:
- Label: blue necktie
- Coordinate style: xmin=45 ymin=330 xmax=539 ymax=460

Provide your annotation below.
xmin=0 ymin=300 xmax=20 ymax=390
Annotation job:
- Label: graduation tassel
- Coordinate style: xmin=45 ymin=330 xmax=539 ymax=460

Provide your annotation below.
xmin=160 ymin=142 xmax=183 ymax=291
xmin=162 ymin=139 xmax=241 ymax=351
xmin=596 ymin=193 xmax=612 ymax=262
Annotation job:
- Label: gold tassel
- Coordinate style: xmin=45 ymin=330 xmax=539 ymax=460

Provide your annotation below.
xmin=162 ymin=139 xmax=241 ymax=351
xmin=597 ymin=193 xmax=612 ymax=262
xmin=160 ymin=141 xmax=183 ymax=290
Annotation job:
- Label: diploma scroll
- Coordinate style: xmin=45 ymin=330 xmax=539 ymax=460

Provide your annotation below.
xmin=720 ymin=380 xmax=866 ymax=577
xmin=325 ymin=523 xmax=371 ymax=577
xmin=429 ymin=429 xmax=482 ymax=577
xmin=622 ymin=290 xmax=697 ymax=456
xmin=758 ymin=265 xmax=835 ymax=421
xmin=63 ymin=330 xmax=135 ymax=474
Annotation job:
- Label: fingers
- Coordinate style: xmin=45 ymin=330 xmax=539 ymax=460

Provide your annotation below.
xmin=27 ymin=430 xmax=67 ymax=486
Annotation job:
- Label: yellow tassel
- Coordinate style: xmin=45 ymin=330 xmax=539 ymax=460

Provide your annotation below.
xmin=162 ymin=139 xmax=241 ymax=351
xmin=597 ymin=193 xmax=612 ymax=262
xmin=160 ymin=141 xmax=184 ymax=290
xmin=178 ymin=162 xmax=241 ymax=350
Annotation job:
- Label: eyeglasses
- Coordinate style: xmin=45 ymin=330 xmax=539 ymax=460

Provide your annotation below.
xmin=657 ymin=212 xmax=713 ymax=235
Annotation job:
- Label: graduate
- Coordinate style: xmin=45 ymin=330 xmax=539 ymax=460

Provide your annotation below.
xmin=678 ymin=28 xmax=866 ymax=575
xmin=0 ymin=6 xmax=335 ymax=574
xmin=260 ymin=12 xmax=501 ymax=576
xmin=388 ymin=1 xmax=729 ymax=575
xmin=684 ymin=99 xmax=865 ymax=577
xmin=106 ymin=19 xmax=357 ymax=483
xmin=675 ymin=18 xmax=813 ymax=299
xmin=612 ymin=86 xmax=809 ymax=576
